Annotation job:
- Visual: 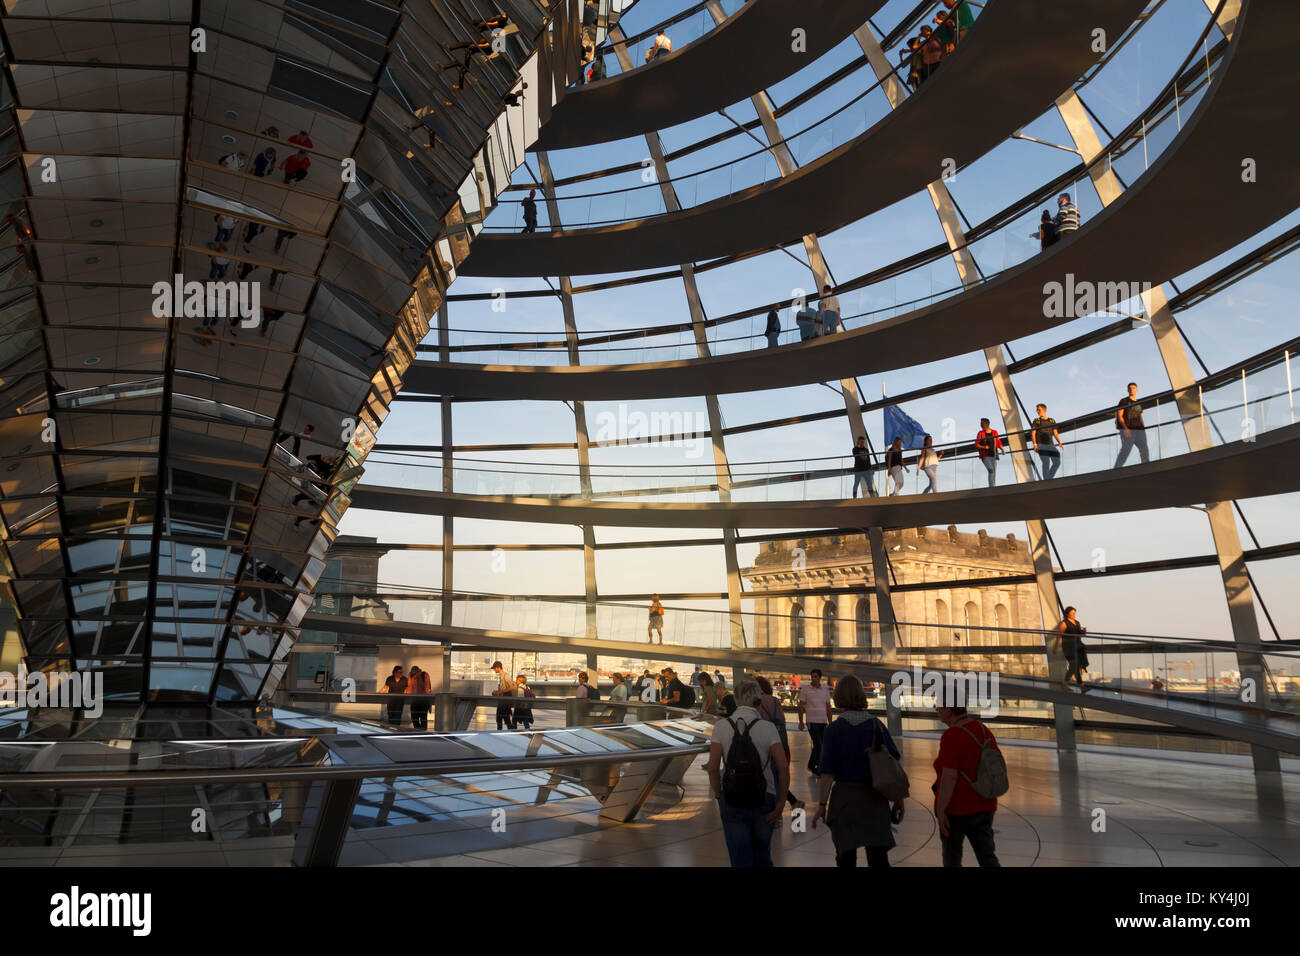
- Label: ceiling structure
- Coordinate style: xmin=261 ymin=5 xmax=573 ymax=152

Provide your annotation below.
xmin=0 ymin=0 xmax=595 ymax=704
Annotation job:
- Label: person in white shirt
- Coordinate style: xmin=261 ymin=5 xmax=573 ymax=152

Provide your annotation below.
xmin=609 ymin=672 xmax=629 ymax=718
xmin=213 ymin=214 xmax=238 ymax=244
xmin=797 ymin=669 xmax=833 ymax=774
xmin=919 ymin=434 xmax=944 ymax=493
xmin=819 ymin=284 xmax=841 ymax=335
xmin=707 ymin=679 xmax=789 ymax=867
xmin=645 ymin=29 xmax=672 ymax=62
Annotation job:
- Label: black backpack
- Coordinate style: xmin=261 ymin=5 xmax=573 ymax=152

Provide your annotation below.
xmin=722 ymin=718 xmax=767 ymax=808
xmin=585 ymin=684 xmax=600 ymax=701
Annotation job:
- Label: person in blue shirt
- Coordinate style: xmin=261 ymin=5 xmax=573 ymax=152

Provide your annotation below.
xmin=810 ymin=675 xmax=905 ymax=867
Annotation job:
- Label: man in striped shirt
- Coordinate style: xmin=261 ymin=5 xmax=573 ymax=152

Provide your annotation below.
xmin=1054 ymin=193 xmax=1080 ymax=237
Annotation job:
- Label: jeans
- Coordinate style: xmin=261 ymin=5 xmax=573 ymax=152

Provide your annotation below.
xmin=209 ymin=262 xmax=228 ymax=280
xmin=807 ymin=722 xmax=827 ymax=773
xmin=385 ymin=702 xmax=404 ymax=724
xmin=820 ymin=310 xmax=840 ymax=334
xmin=797 ymin=319 xmax=814 ymax=341
xmin=215 ymin=227 xmax=233 ymax=242
xmin=851 ymin=471 xmax=870 ymax=497
xmin=495 ymin=704 xmax=513 ymax=730
xmin=1115 ymin=428 xmax=1149 ymax=467
xmin=1037 ymin=448 xmax=1061 ymax=479
xmin=942 ymin=810 xmax=1000 ymax=867
xmin=922 ymin=466 xmax=938 ymax=493
xmin=980 ymin=456 xmax=997 ymax=486
xmin=521 ymin=220 xmax=536 ymax=234
xmin=718 ymin=792 xmax=777 ymax=867
xmin=766 ymin=332 xmax=780 ymax=349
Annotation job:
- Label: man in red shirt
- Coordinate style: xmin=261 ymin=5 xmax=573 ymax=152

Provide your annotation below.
xmin=974 ymin=418 xmax=1004 ymax=487
xmin=287 ymin=130 xmax=313 ymax=149
xmin=933 ymin=705 xmax=1001 ymax=866
xmin=282 ymin=149 xmax=311 ymax=185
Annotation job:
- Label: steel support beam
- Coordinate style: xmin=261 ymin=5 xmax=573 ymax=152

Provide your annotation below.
xmin=539 ymin=150 xmax=600 ymax=640
xmin=1054 ymin=8 xmax=1277 ymax=771
xmin=856 ymin=23 xmax=1074 ymax=750
xmin=439 ymin=302 xmax=455 ymax=630
xmin=610 ymin=24 xmax=745 ymax=650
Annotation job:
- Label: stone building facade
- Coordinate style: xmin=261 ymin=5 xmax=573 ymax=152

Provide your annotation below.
xmin=743 ymin=527 xmax=1044 ymax=664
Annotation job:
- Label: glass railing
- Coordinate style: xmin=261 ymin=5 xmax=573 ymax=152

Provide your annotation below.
xmin=0 ymin=707 xmax=716 ymax=860
xmin=304 ymin=581 xmax=1300 ymax=727
xmin=361 ymin=349 xmax=1298 ymax=502
xmin=578 ymin=0 xmax=746 ymax=86
xmin=432 ymin=47 xmax=1223 ymax=368
xmin=496 ymin=0 xmax=988 ymax=231
xmin=485 ymin=0 xmax=1220 ymax=234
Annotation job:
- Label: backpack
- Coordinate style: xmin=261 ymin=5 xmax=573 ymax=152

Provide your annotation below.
xmin=585 ymin=684 xmax=600 ymax=701
xmin=956 ymin=720 xmax=1009 ymax=799
xmin=589 ymin=58 xmax=606 ymax=81
xmin=722 ymin=717 xmax=767 ymax=808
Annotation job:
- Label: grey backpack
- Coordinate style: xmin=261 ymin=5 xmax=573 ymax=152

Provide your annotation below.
xmin=956 ymin=721 xmax=1009 ymax=799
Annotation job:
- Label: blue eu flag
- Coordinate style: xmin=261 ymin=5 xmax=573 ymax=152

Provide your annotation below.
xmin=883 ymin=405 xmax=927 ymax=450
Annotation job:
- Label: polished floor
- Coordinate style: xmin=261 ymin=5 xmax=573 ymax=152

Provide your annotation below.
xmin=380 ymin=728 xmax=1300 ymax=867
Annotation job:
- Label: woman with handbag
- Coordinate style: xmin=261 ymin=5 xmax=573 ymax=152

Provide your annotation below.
xmin=809 ymin=675 xmax=907 ymax=866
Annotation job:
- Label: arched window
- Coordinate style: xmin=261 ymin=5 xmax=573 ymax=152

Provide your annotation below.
xmin=822 ymin=600 xmax=837 ymax=647
xmin=995 ymin=603 xmax=1010 ymax=634
xmin=790 ymin=603 xmax=805 ymax=653
xmin=856 ymin=597 xmax=872 ymax=651
xmin=964 ymin=601 xmax=981 ymax=643
xmin=935 ymin=598 xmax=951 ymax=646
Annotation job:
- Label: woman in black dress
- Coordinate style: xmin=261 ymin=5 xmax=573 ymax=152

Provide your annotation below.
xmin=1056 ymin=606 xmax=1089 ymax=690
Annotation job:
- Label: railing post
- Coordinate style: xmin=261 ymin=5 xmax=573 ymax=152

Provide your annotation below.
xmin=291 ymin=778 xmax=362 ymax=868
xmin=566 ymin=696 xmax=589 ymax=726
xmin=434 ymin=693 xmax=457 ymax=731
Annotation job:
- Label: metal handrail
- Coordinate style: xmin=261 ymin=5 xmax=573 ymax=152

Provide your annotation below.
xmin=0 ymin=742 xmax=708 ymax=790
xmin=311 ymin=579 xmax=1300 ymax=656
xmin=282 ymin=690 xmax=701 ymax=713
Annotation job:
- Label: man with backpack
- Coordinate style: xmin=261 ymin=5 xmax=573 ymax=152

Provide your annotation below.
xmin=706 ymin=679 xmax=789 ymax=866
xmin=933 ymin=703 xmax=1006 ymax=867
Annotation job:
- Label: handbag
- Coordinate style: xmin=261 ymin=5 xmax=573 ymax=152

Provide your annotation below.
xmin=866 ymin=718 xmax=910 ymax=802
